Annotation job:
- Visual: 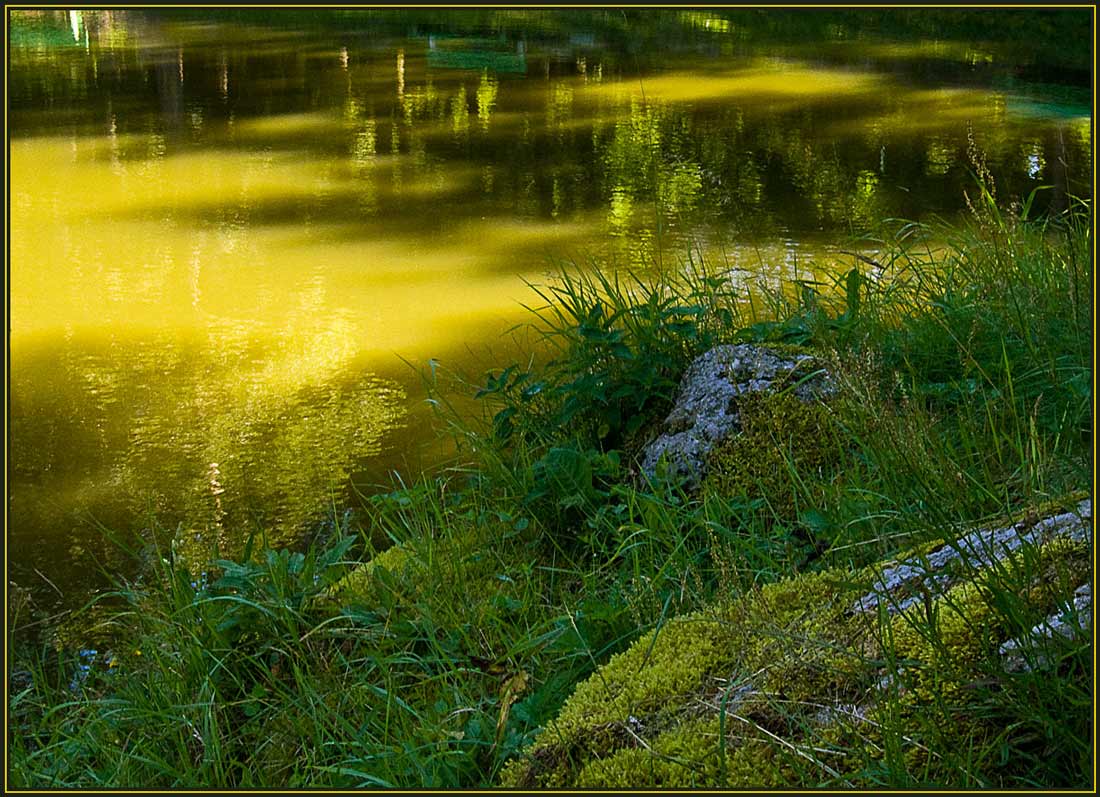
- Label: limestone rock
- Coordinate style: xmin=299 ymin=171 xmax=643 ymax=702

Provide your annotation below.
xmin=1000 ymin=581 xmax=1092 ymax=672
xmin=639 ymin=344 xmax=834 ymax=486
xmin=851 ymin=499 xmax=1092 ymax=615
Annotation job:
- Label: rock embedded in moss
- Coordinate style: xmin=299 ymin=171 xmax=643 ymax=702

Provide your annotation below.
xmin=500 ymin=497 xmax=1092 ymax=789
xmin=851 ymin=499 xmax=1091 ymax=615
xmin=999 ymin=581 xmax=1092 ymax=672
xmin=640 ymin=344 xmax=835 ymax=486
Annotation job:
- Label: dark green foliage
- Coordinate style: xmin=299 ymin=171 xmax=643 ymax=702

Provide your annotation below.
xmin=478 ymin=267 xmax=741 ymax=453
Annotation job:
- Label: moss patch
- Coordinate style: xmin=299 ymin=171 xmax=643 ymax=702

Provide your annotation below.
xmin=321 ymin=543 xmax=418 ymax=605
xmin=703 ymin=389 xmax=844 ymax=523
xmin=501 ymin=501 xmax=1091 ymax=789
xmin=500 ymin=566 xmax=871 ymax=788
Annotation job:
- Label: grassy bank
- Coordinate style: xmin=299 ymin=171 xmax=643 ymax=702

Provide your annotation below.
xmin=9 ymin=191 xmax=1092 ymax=789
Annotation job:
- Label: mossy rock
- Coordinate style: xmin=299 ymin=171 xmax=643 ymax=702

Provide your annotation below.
xmin=640 ymin=344 xmax=836 ymax=487
xmin=703 ymin=388 xmax=845 ymax=523
xmin=500 ymin=499 xmax=1091 ymax=789
xmin=499 ymin=568 xmax=869 ymax=789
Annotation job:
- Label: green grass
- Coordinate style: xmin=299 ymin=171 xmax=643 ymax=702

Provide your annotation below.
xmin=9 ymin=193 xmax=1092 ymax=789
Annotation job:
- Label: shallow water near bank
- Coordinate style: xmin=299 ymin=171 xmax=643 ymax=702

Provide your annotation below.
xmin=7 ymin=8 xmax=1092 ymax=630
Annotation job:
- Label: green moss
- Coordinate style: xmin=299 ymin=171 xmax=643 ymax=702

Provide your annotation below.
xmin=575 ymin=715 xmax=803 ymax=789
xmin=500 ymin=608 xmax=737 ymax=788
xmin=1018 ymin=535 xmax=1091 ymax=606
xmin=537 ymin=611 xmax=737 ymax=747
xmin=703 ymin=389 xmax=843 ymax=522
xmin=731 ymin=569 xmax=874 ymax=704
xmin=502 ymin=497 xmax=1090 ymax=789
xmin=576 ymin=717 xmax=723 ymax=788
xmin=325 ymin=543 xmax=418 ymax=602
xmin=503 ymin=568 xmax=869 ymax=788
xmin=889 ymin=578 xmax=999 ymax=702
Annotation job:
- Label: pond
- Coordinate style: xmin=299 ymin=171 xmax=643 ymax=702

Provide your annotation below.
xmin=7 ymin=9 xmax=1092 ymax=633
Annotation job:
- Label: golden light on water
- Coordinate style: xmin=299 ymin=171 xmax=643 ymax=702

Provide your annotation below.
xmin=8 ymin=136 xmax=587 ymax=352
xmin=580 ymin=63 xmax=885 ymax=107
xmin=7 ymin=8 xmax=1090 ymax=611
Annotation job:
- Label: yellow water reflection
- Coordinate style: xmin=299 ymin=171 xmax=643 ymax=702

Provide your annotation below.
xmin=828 ymin=40 xmax=997 ymax=64
xmin=826 ymin=87 xmax=1012 ymax=137
xmin=9 ymin=137 xmax=586 ymax=349
xmin=582 ymin=63 xmax=885 ymax=107
xmin=8 ymin=128 xmax=598 ymax=580
xmin=8 ymin=9 xmax=1090 ymax=619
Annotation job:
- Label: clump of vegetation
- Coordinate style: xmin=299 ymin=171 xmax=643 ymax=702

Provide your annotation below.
xmin=9 ymin=189 xmax=1091 ymax=789
xmin=703 ymin=388 xmax=846 ymax=531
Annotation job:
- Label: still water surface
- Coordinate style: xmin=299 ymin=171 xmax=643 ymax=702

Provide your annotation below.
xmin=7 ymin=9 xmax=1092 ymax=628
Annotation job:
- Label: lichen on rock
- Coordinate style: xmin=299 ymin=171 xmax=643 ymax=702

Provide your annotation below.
xmin=999 ymin=582 xmax=1092 ymax=672
xmin=851 ymin=499 xmax=1092 ymax=616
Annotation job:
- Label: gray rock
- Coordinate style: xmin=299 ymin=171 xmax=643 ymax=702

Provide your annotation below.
xmin=639 ymin=344 xmax=834 ymax=486
xmin=812 ymin=702 xmax=869 ymax=726
xmin=999 ymin=581 xmax=1092 ymax=672
xmin=852 ymin=500 xmax=1092 ymax=616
